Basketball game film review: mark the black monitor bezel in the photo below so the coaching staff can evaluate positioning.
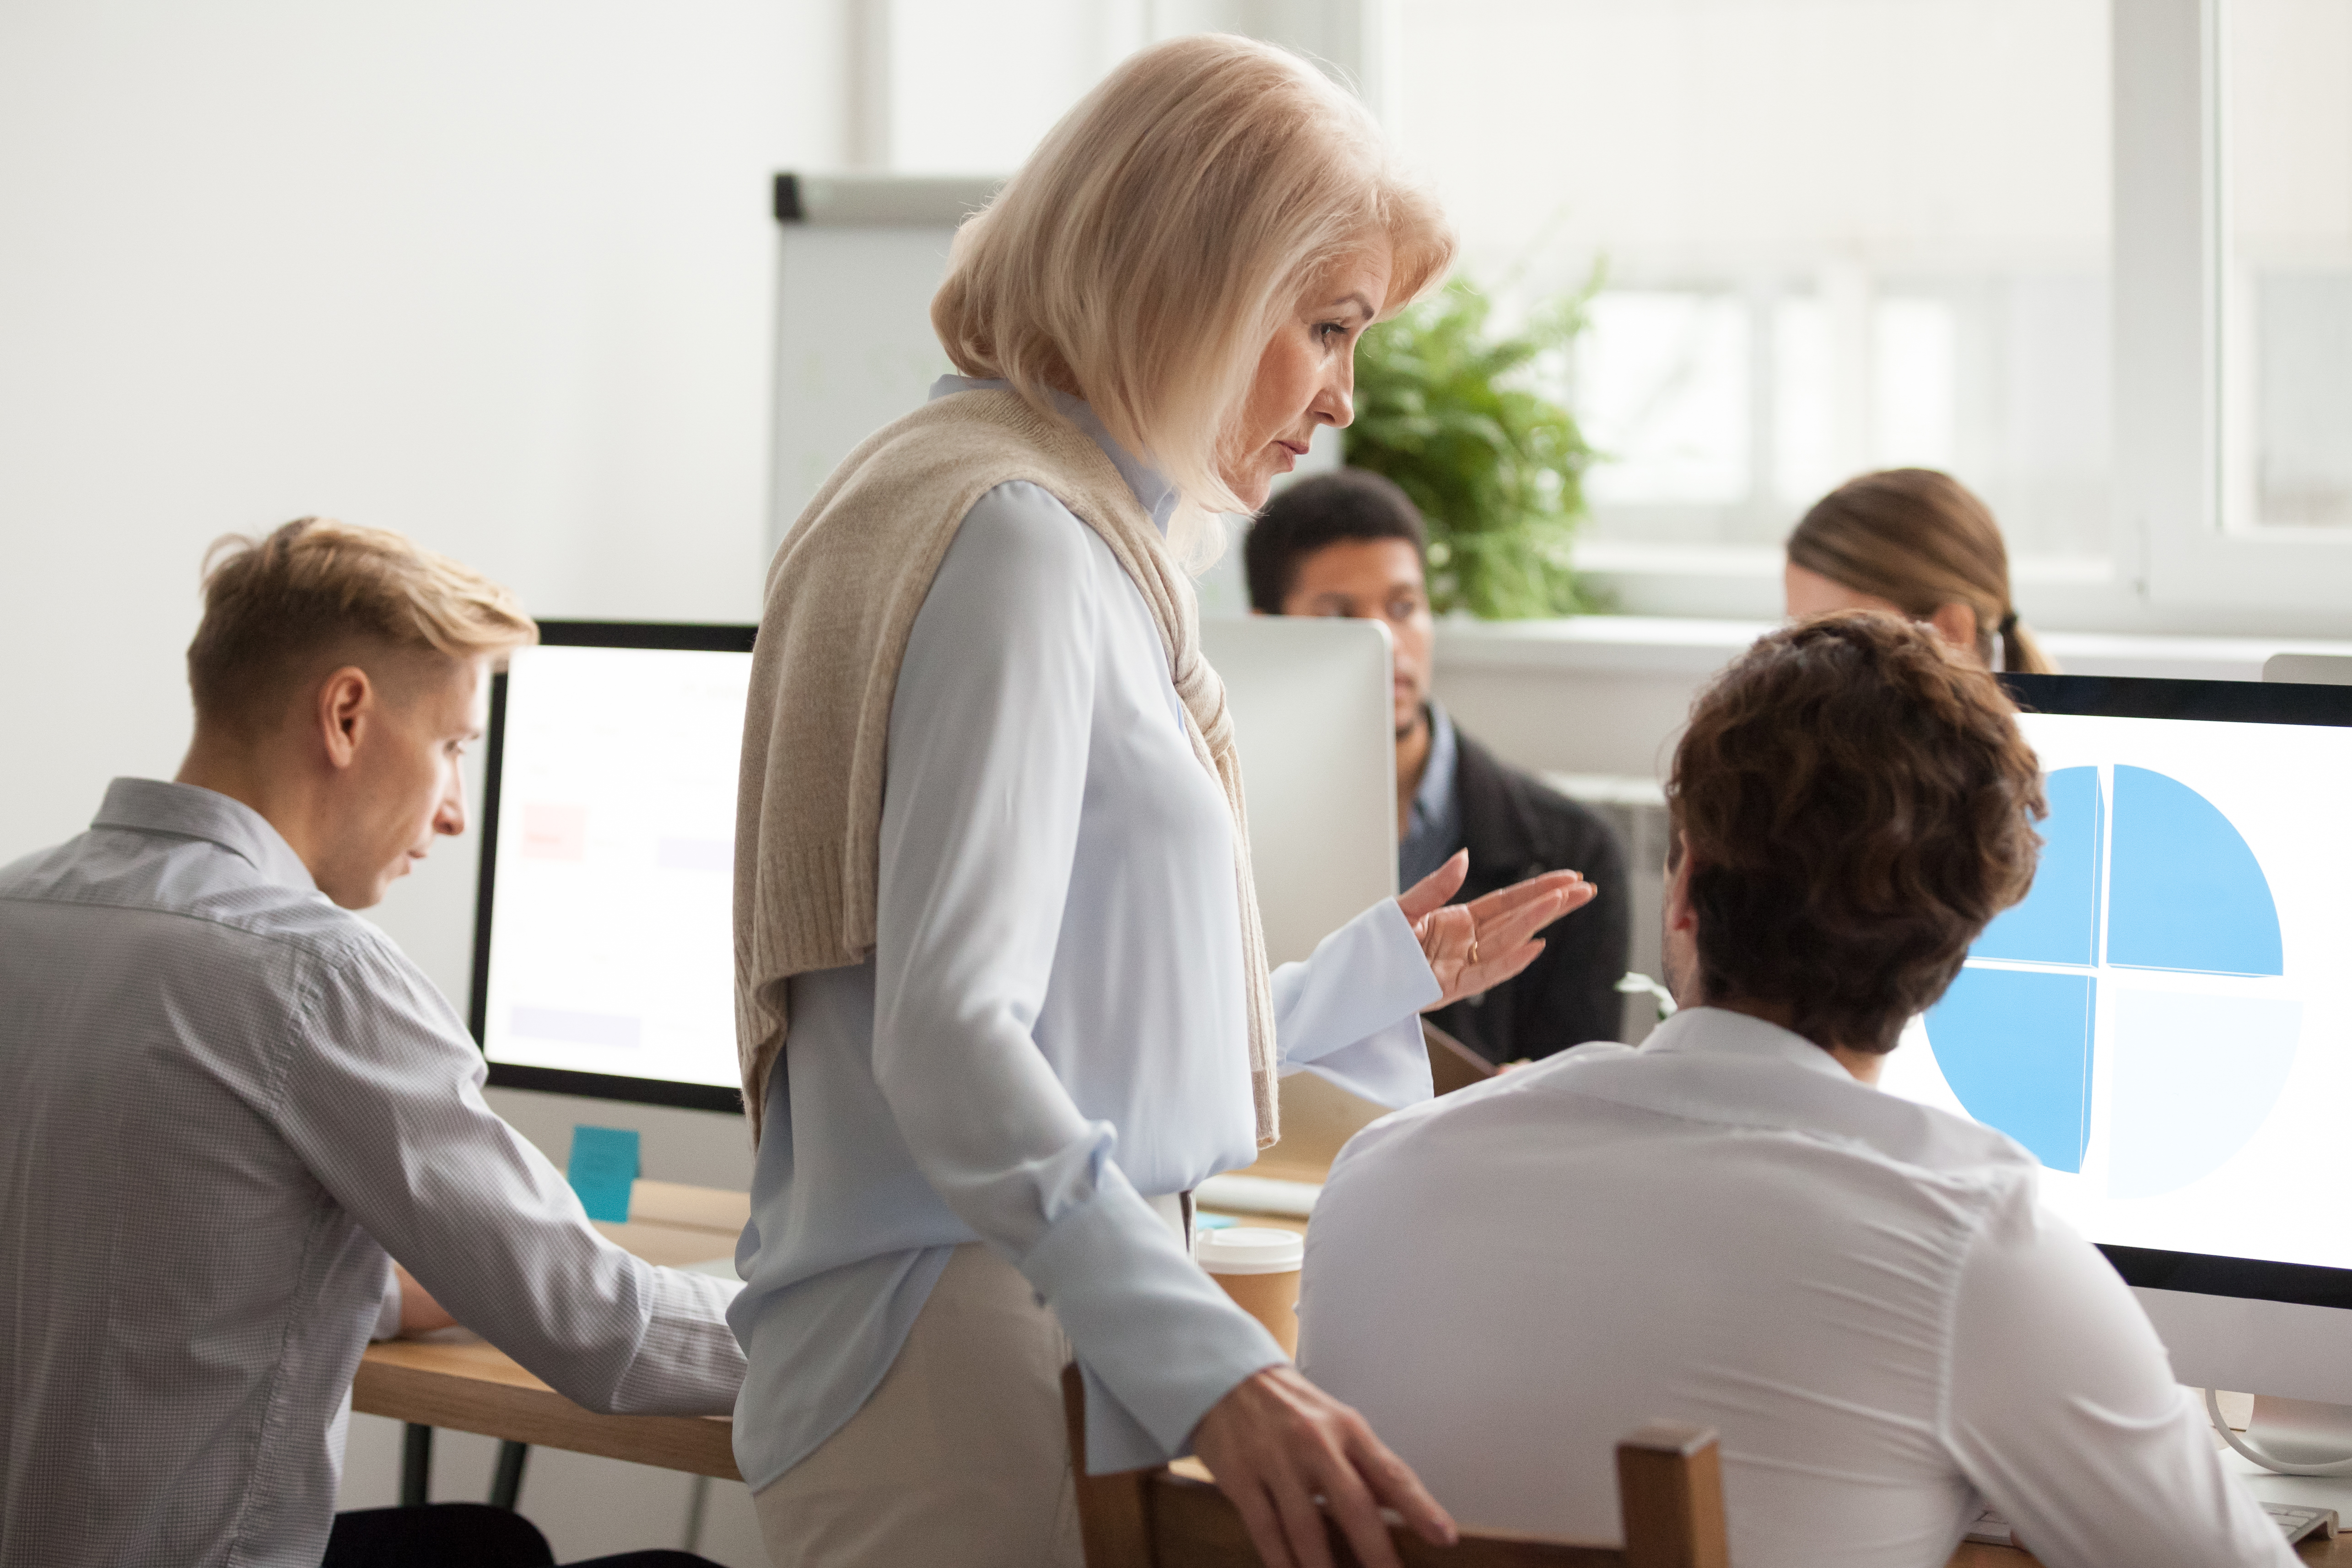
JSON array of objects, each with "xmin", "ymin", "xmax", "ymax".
[
  {"xmin": 469, "ymin": 619, "xmax": 757, "ymax": 1116},
  {"xmin": 1998, "ymin": 671, "xmax": 2352, "ymax": 1308}
]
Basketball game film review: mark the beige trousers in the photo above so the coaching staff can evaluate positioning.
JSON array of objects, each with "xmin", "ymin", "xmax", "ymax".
[{"xmin": 752, "ymin": 1243, "xmax": 1084, "ymax": 1568}]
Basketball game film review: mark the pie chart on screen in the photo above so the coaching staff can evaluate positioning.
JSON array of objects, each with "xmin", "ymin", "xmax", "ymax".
[{"xmin": 1923, "ymin": 765, "xmax": 2301, "ymax": 1197}]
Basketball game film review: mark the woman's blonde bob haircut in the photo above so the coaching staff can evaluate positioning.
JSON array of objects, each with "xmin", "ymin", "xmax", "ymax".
[{"xmin": 931, "ymin": 33, "xmax": 1453, "ymax": 544}]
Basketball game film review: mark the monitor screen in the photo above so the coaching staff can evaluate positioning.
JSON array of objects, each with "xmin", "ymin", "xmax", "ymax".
[
  {"xmin": 1878, "ymin": 674, "xmax": 2352, "ymax": 1305},
  {"xmin": 469, "ymin": 623, "xmax": 755, "ymax": 1112}
]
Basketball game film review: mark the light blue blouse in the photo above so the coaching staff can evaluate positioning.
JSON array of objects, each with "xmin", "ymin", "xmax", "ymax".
[{"xmin": 728, "ymin": 379, "xmax": 1439, "ymax": 1487}]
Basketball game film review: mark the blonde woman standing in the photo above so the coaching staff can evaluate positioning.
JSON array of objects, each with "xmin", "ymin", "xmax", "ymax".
[
  {"xmin": 728, "ymin": 34, "xmax": 1592, "ymax": 1568},
  {"xmin": 1784, "ymin": 468, "xmax": 2058, "ymax": 674}
]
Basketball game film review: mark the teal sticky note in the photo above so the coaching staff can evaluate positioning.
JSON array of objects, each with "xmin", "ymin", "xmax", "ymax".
[{"xmin": 567, "ymin": 1126, "xmax": 639, "ymax": 1223}]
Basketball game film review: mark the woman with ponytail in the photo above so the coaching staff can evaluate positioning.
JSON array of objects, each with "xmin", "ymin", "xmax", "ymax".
[{"xmin": 1783, "ymin": 468, "xmax": 2056, "ymax": 674}]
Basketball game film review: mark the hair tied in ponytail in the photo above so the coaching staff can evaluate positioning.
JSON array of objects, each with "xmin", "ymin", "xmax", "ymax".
[{"xmin": 1786, "ymin": 468, "xmax": 2057, "ymax": 675}]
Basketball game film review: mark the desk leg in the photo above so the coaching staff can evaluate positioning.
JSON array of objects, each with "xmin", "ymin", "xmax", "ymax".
[
  {"xmin": 490, "ymin": 1441, "xmax": 529, "ymax": 1510},
  {"xmin": 400, "ymin": 1423, "xmax": 432, "ymax": 1507}
]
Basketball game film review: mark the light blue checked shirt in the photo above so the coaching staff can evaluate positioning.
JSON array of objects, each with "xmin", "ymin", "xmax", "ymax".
[{"xmin": 0, "ymin": 779, "xmax": 744, "ymax": 1568}]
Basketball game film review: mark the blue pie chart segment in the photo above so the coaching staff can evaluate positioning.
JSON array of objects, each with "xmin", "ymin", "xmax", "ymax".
[
  {"xmin": 1925, "ymin": 967, "xmax": 2096, "ymax": 1173},
  {"xmin": 1972, "ymin": 765, "xmax": 2104, "ymax": 966},
  {"xmin": 2106, "ymin": 989, "xmax": 2302, "ymax": 1198},
  {"xmin": 2107, "ymin": 765, "xmax": 2283, "ymax": 976}
]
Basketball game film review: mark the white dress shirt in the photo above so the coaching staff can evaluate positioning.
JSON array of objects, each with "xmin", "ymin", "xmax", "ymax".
[
  {"xmin": 728, "ymin": 378, "xmax": 1439, "ymax": 1489},
  {"xmin": 1300, "ymin": 1008, "xmax": 2293, "ymax": 1568},
  {"xmin": 0, "ymin": 779, "xmax": 745, "ymax": 1568}
]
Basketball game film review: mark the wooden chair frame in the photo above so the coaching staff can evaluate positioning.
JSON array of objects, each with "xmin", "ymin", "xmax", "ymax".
[{"xmin": 1061, "ymin": 1366, "xmax": 1729, "ymax": 1568}]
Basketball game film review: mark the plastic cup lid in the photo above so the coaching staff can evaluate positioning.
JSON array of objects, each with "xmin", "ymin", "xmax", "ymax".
[{"xmin": 1196, "ymin": 1225, "xmax": 1304, "ymax": 1275}]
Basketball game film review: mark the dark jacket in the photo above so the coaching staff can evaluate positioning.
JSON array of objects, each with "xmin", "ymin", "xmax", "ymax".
[{"xmin": 1425, "ymin": 727, "xmax": 1631, "ymax": 1064}]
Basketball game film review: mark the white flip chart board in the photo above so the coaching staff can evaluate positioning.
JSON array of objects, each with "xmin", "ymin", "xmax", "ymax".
[{"xmin": 767, "ymin": 174, "xmax": 1000, "ymax": 555}]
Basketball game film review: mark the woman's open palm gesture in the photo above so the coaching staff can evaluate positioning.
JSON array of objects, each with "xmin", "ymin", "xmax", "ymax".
[{"xmin": 1401, "ymin": 851, "xmax": 1594, "ymax": 1010}]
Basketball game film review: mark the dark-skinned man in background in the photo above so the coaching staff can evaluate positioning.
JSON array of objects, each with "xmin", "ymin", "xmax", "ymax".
[{"xmin": 1246, "ymin": 469, "xmax": 1629, "ymax": 1064}]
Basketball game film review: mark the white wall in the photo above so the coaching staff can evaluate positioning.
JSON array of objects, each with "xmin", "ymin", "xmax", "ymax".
[
  {"xmin": 0, "ymin": 0, "xmax": 846, "ymax": 868},
  {"xmin": 880, "ymin": 0, "xmax": 1389, "ymax": 173}
]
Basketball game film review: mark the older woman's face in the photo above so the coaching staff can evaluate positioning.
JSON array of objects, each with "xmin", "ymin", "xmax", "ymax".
[{"xmin": 1224, "ymin": 244, "xmax": 1395, "ymax": 512}]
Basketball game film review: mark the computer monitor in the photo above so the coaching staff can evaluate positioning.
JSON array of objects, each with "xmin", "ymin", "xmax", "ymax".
[
  {"xmin": 470, "ymin": 622, "xmax": 755, "ymax": 1113},
  {"xmin": 469, "ymin": 615, "xmax": 1399, "ymax": 1113},
  {"xmin": 1876, "ymin": 672, "xmax": 2352, "ymax": 1412},
  {"xmin": 1198, "ymin": 615, "xmax": 1397, "ymax": 965}
]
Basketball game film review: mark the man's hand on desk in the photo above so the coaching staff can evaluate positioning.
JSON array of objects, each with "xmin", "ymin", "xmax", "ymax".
[
  {"xmin": 1190, "ymin": 1363, "xmax": 1456, "ymax": 1568},
  {"xmin": 394, "ymin": 1263, "xmax": 457, "ymax": 1336},
  {"xmin": 1402, "ymin": 852, "xmax": 1593, "ymax": 1011}
]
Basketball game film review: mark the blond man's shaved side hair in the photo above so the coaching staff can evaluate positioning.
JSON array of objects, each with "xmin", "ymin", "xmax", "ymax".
[
  {"xmin": 931, "ymin": 32, "xmax": 1454, "ymax": 567},
  {"xmin": 187, "ymin": 517, "xmax": 538, "ymax": 736}
]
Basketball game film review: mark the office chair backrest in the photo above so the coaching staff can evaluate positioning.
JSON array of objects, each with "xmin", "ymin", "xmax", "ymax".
[{"xmin": 1060, "ymin": 1366, "xmax": 1730, "ymax": 1568}]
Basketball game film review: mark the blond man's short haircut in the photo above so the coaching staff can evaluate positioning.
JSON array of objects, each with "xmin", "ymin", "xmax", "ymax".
[
  {"xmin": 930, "ymin": 33, "xmax": 1454, "ymax": 560},
  {"xmin": 187, "ymin": 517, "xmax": 538, "ymax": 734}
]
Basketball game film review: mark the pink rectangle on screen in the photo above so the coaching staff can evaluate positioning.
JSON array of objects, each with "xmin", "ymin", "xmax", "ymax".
[{"xmin": 521, "ymin": 803, "xmax": 588, "ymax": 860}]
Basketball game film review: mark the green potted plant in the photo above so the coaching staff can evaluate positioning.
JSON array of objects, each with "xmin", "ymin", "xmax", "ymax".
[{"xmin": 1345, "ymin": 279, "xmax": 1600, "ymax": 618}]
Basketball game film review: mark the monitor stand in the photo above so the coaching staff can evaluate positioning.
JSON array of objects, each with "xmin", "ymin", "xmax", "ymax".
[{"xmin": 2209, "ymin": 1390, "xmax": 2352, "ymax": 1476}]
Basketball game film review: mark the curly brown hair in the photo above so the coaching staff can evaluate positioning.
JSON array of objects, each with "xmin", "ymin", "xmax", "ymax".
[{"xmin": 1668, "ymin": 612, "xmax": 2047, "ymax": 1053}]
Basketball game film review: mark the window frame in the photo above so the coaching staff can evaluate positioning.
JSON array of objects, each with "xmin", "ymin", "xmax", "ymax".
[
  {"xmin": 1589, "ymin": 0, "xmax": 2352, "ymax": 635},
  {"xmin": 2130, "ymin": 0, "xmax": 2352, "ymax": 611}
]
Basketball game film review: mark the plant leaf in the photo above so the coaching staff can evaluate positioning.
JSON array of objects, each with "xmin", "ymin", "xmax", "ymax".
[{"xmin": 1345, "ymin": 279, "xmax": 1602, "ymax": 618}]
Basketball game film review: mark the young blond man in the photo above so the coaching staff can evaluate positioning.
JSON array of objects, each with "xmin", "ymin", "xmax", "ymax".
[{"xmin": 0, "ymin": 521, "xmax": 739, "ymax": 1568}]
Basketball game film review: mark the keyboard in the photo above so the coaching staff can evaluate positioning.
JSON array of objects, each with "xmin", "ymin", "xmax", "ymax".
[{"xmin": 1966, "ymin": 1502, "xmax": 2337, "ymax": 1547}]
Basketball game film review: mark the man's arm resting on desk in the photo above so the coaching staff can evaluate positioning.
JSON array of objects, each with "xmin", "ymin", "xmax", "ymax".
[
  {"xmin": 371, "ymin": 1261, "xmax": 458, "ymax": 1341},
  {"xmin": 397, "ymin": 1262, "xmax": 456, "ymax": 1336},
  {"xmin": 282, "ymin": 931, "xmax": 744, "ymax": 1413}
]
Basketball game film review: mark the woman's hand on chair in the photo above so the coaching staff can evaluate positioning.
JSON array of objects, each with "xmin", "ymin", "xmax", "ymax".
[
  {"xmin": 1191, "ymin": 1363, "xmax": 1455, "ymax": 1568},
  {"xmin": 1400, "ymin": 852, "xmax": 1593, "ymax": 1010}
]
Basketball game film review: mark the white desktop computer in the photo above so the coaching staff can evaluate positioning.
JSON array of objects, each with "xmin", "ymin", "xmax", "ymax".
[
  {"xmin": 469, "ymin": 615, "xmax": 1398, "ymax": 1111},
  {"xmin": 469, "ymin": 622, "xmax": 757, "ymax": 1112},
  {"xmin": 1877, "ymin": 671, "xmax": 2352, "ymax": 1479},
  {"xmin": 1196, "ymin": 615, "xmax": 1398, "ymax": 965}
]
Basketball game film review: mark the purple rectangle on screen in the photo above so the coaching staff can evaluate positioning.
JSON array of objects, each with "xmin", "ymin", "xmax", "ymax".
[
  {"xmin": 655, "ymin": 837, "xmax": 731, "ymax": 873},
  {"xmin": 510, "ymin": 1006, "xmax": 642, "ymax": 1050}
]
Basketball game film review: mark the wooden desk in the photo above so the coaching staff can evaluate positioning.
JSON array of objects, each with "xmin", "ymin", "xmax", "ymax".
[
  {"xmin": 355, "ymin": 1336, "xmax": 739, "ymax": 1481},
  {"xmin": 352, "ymin": 1180, "xmax": 749, "ymax": 1488}
]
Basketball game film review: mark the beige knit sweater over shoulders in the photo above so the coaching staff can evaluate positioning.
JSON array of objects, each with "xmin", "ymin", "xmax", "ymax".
[{"xmin": 731, "ymin": 389, "xmax": 1278, "ymax": 1148}]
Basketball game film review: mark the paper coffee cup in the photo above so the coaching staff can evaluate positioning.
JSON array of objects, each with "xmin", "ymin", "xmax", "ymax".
[{"xmin": 1198, "ymin": 1226, "xmax": 1305, "ymax": 1358}]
